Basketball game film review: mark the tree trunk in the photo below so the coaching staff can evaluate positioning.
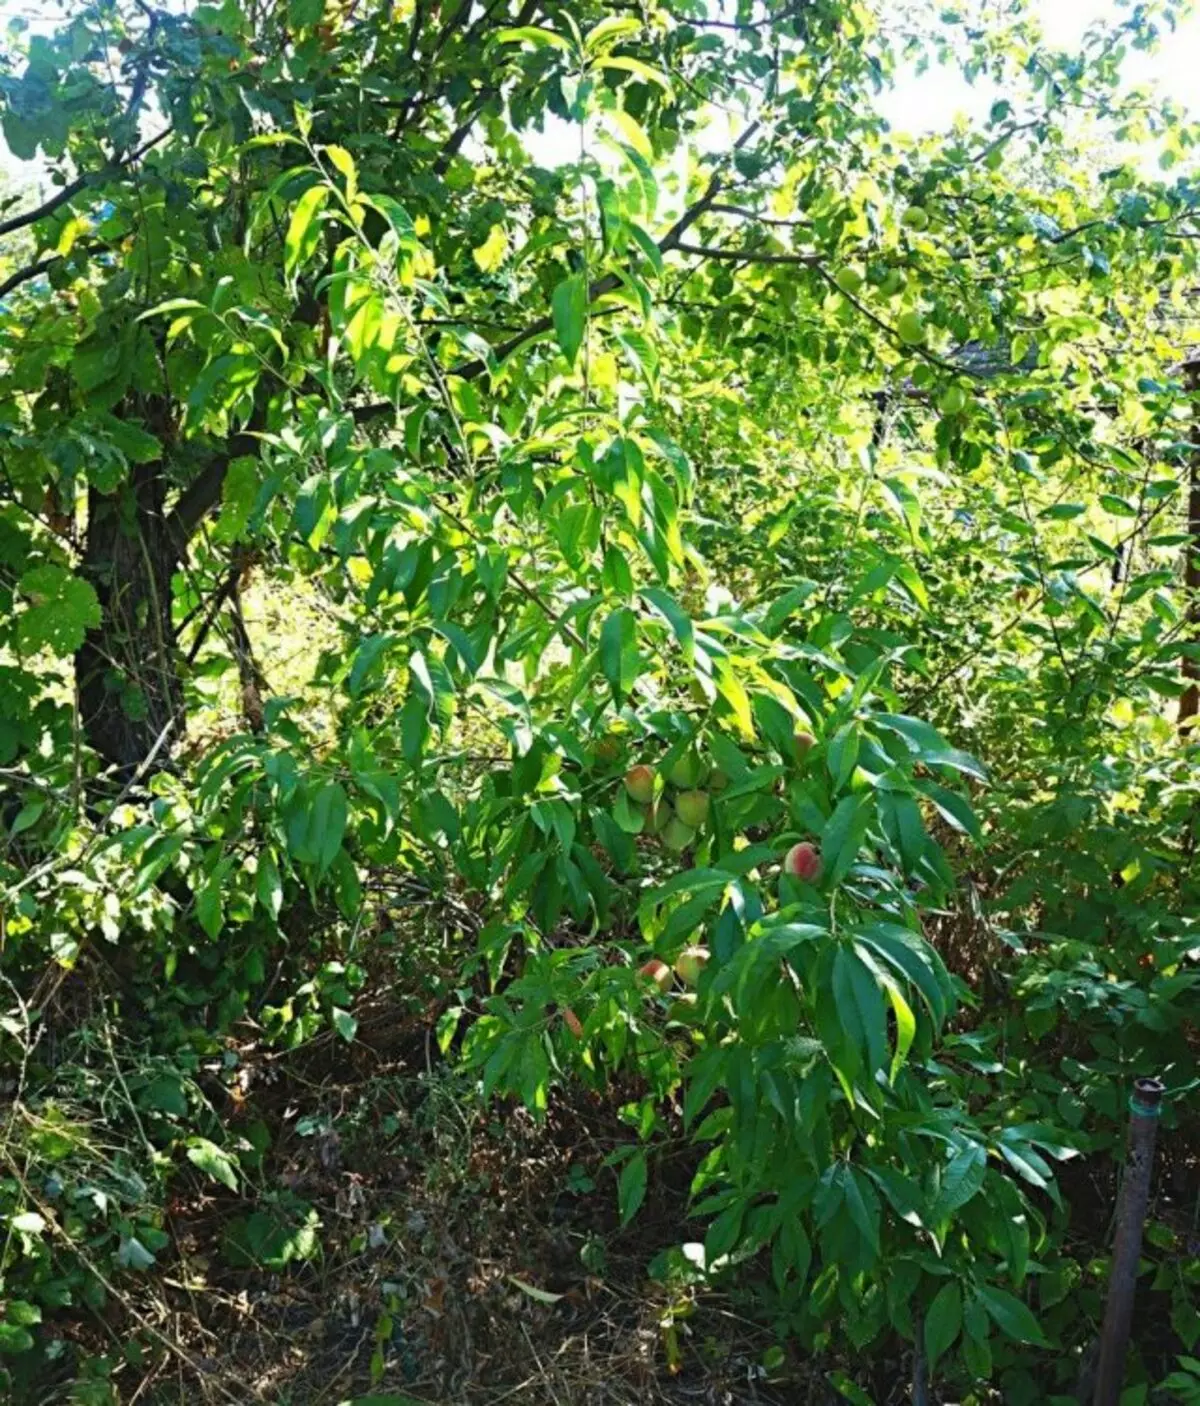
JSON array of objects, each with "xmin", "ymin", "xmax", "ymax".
[{"xmin": 75, "ymin": 460, "xmax": 184, "ymax": 772}]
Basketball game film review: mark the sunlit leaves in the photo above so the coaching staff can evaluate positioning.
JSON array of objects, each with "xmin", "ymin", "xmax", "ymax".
[
  {"xmin": 284, "ymin": 184, "xmax": 329, "ymax": 280},
  {"xmin": 552, "ymin": 273, "xmax": 588, "ymax": 367},
  {"xmin": 15, "ymin": 566, "xmax": 100, "ymax": 657}
]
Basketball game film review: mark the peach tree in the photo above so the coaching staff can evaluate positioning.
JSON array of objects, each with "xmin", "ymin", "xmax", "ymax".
[{"xmin": 0, "ymin": 0, "xmax": 1197, "ymax": 1394}]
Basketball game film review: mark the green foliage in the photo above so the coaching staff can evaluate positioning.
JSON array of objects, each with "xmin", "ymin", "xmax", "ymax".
[{"xmin": 0, "ymin": 0, "xmax": 1198, "ymax": 1398}]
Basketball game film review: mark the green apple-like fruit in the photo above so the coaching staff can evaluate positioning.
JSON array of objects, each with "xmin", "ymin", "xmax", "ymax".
[
  {"xmin": 939, "ymin": 384, "xmax": 967, "ymax": 415},
  {"xmin": 674, "ymin": 789, "xmax": 710, "ymax": 828},
  {"xmin": 835, "ymin": 267, "xmax": 863, "ymax": 295},
  {"xmin": 881, "ymin": 267, "xmax": 908, "ymax": 297},
  {"xmin": 674, "ymin": 945, "xmax": 709, "ymax": 987},
  {"xmin": 639, "ymin": 958, "xmax": 673, "ymax": 994},
  {"xmin": 897, "ymin": 311, "xmax": 926, "ymax": 346},
  {"xmin": 709, "ymin": 767, "xmax": 730, "ymax": 792},
  {"xmin": 667, "ymin": 751, "xmax": 707, "ymax": 789},
  {"xmin": 794, "ymin": 728, "xmax": 816, "ymax": 761},
  {"xmin": 662, "ymin": 816, "xmax": 697, "ymax": 852},
  {"xmin": 902, "ymin": 205, "xmax": 929, "ymax": 231},
  {"xmin": 624, "ymin": 764, "xmax": 656, "ymax": 805},
  {"xmin": 643, "ymin": 799, "xmax": 672, "ymax": 835},
  {"xmin": 783, "ymin": 841, "xmax": 822, "ymax": 883}
]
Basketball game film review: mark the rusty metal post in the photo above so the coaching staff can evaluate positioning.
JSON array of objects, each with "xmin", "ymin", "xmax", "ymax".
[{"xmin": 1092, "ymin": 1077, "xmax": 1166, "ymax": 1406}]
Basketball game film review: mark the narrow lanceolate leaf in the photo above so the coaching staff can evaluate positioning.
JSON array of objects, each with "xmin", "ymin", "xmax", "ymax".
[
  {"xmin": 822, "ymin": 794, "xmax": 870, "ymax": 887},
  {"xmin": 312, "ymin": 781, "xmax": 349, "ymax": 875},
  {"xmin": 618, "ymin": 1149, "xmax": 647, "ymax": 1225},
  {"xmin": 551, "ymin": 273, "xmax": 588, "ymax": 366},
  {"xmin": 599, "ymin": 607, "xmax": 638, "ymax": 704},
  {"xmin": 924, "ymin": 1281, "xmax": 963, "ymax": 1371},
  {"xmin": 932, "ymin": 1142, "xmax": 988, "ymax": 1222},
  {"xmin": 973, "ymin": 1285, "xmax": 1048, "ymax": 1346},
  {"xmin": 284, "ymin": 183, "xmax": 329, "ymax": 278}
]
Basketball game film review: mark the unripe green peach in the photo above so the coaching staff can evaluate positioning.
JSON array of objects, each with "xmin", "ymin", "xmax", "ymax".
[
  {"xmin": 675, "ymin": 789, "xmax": 710, "ymax": 828},
  {"xmin": 897, "ymin": 311, "xmax": 926, "ymax": 346},
  {"xmin": 939, "ymin": 384, "xmax": 968, "ymax": 415},
  {"xmin": 667, "ymin": 752, "xmax": 707, "ymax": 789},
  {"xmin": 881, "ymin": 267, "xmax": 908, "ymax": 297},
  {"xmin": 902, "ymin": 205, "xmax": 929, "ymax": 231},
  {"xmin": 794, "ymin": 728, "xmax": 816, "ymax": 761},
  {"xmin": 662, "ymin": 816, "xmax": 697, "ymax": 852},
  {"xmin": 643, "ymin": 799, "xmax": 672, "ymax": 835},
  {"xmin": 835, "ymin": 266, "xmax": 863, "ymax": 295}
]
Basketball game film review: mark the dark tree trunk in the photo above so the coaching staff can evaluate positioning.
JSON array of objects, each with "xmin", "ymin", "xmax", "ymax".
[{"xmin": 75, "ymin": 460, "xmax": 184, "ymax": 772}]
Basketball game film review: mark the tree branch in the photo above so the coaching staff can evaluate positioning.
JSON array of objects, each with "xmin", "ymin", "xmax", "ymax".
[
  {"xmin": 674, "ymin": 239, "xmax": 821, "ymax": 265},
  {"xmin": 707, "ymin": 201, "xmax": 812, "ymax": 227},
  {"xmin": 0, "ymin": 128, "xmax": 170, "ymax": 239},
  {"xmin": 165, "ymin": 423, "xmax": 261, "ymax": 550},
  {"xmin": 175, "ymin": 121, "xmax": 769, "ymax": 524}
]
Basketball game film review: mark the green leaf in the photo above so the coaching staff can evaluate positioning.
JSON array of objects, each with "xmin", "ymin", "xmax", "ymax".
[
  {"xmin": 257, "ymin": 849, "xmax": 283, "ymax": 920},
  {"xmin": 873, "ymin": 714, "xmax": 987, "ymax": 781},
  {"xmin": 187, "ymin": 1137, "xmax": 238, "ymax": 1191},
  {"xmin": 17, "ymin": 565, "xmax": 101, "ymax": 657},
  {"xmin": 495, "ymin": 24, "xmax": 573, "ymax": 51},
  {"xmin": 285, "ymin": 183, "xmax": 329, "ymax": 278},
  {"xmin": 551, "ymin": 273, "xmax": 588, "ymax": 366},
  {"xmin": 0, "ymin": 1323, "xmax": 34, "ymax": 1354},
  {"xmin": 932, "ymin": 1143, "xmax": 988, "ymax": 1221},
  {"xmin": 640, "ymin": 587, "xmax": 694, "ymax": 663},
  {"xmin": 195, "ymin": 872, "xmax": 225, "ymax": 940},
  {"xmin": 311, "ymin": 781, "xmax": 349, "ymax": 874},
  {"xmin": 856, "ymin": 923, "xmax": 953, "ymax": 1027},
  {"xmin": 599, "ymin": 607, "xmax": 638, "ymax": 704},
  {"xmin": 332, "ymin": 1007, "xmax": 358, "ymax": 1043},
  {"xmin": 974, "ymin": 1285, "xmax": 1048, "ymax": 1346},
  {"xmin": 822, "ymin": 794, "xmax": 870, "ymax": 886},
  {"xmin": 843, "ymin": 1166, "xmax": 881, "ymax": 1256},
  {"xmin": 618, "ymin": 1149, "xmax": 647, "ymax": 1225},
  {"xmin": 924, "ymin": 1280, "xmax": 963, "ymax": 1370},
  {"xmin": 831, "ymin": 945, "xmax": 887, "ymax": 1079},
  {"xmin": 919, "ymin": 780, "xmax": 982, "ymax": 841}
]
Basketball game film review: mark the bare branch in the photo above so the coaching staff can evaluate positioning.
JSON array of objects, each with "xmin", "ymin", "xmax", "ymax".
[{"xmin": 0, "ymin": 128, "xmax": 169, "ymax": 239}]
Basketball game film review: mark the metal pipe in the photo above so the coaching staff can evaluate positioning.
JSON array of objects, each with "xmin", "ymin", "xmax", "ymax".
[{"xmin": 1092, "ymin": 1076, "xmax": 1166, "ymax": 1406}]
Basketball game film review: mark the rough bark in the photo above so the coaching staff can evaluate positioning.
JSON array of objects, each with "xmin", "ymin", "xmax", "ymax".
[{"xmin": 76, "ymin": 460, "xmax": 183, "ymax": 772}]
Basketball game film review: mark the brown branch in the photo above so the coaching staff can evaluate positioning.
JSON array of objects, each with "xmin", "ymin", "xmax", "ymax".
[
  {"xmin": 0, "ymin": 128, "xmax": 170, "ymax": 239},
  {"xmin": 707, "ymin": 201, "xmax": 811, "ymax": 227},
  {"xmin": 0, "ymin": 254, "xmax": 61, "ymax": 302},
  {"xmin": 674, "ymin": 239, "xmax": 820, "ymax": 266},
  {"xmin": 166, "ymin": 422, "xmax": 261, "ymax": 549}
]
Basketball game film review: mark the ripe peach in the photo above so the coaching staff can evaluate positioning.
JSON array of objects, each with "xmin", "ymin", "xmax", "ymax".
[
  {"xmin": 639, "ymin": 958, "xmax": 673, "ymax": 994},
  {"xmin": 784, "ymin": 842, "xmax": 822, "ymax": 883},
  {"xmin": 624, "ymin": 764, "xmax": 656, "ymax": 805}
]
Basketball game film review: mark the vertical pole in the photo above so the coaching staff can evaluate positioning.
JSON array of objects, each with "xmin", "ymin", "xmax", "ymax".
[
  {"xmin": 1092, "ymin": 1077, "xmax": 1166, "ymax": 1406},
  {"xmin": 1179, "ymin": 360, "xmax": 1200, "ymax": 728}
]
